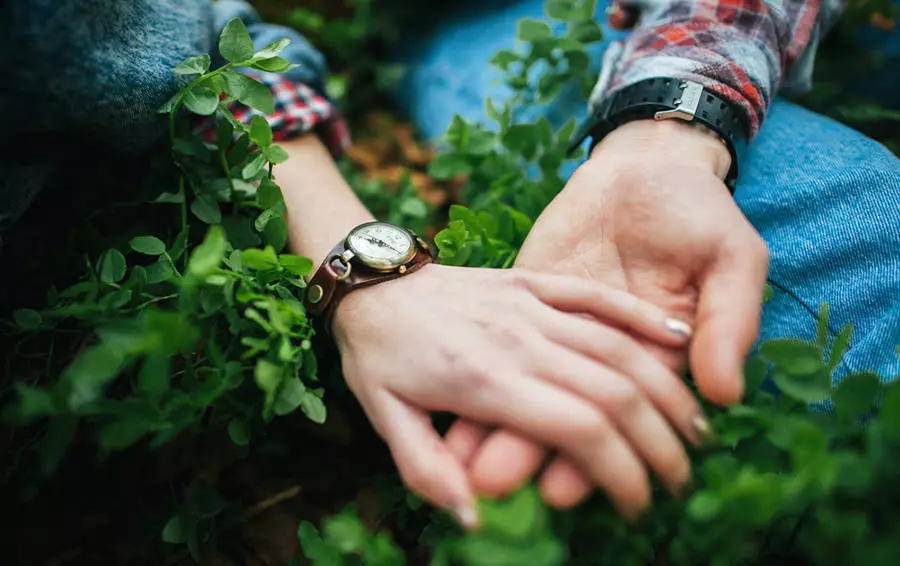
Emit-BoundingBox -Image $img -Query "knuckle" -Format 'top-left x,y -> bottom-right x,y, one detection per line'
504,268 -> 528,287
453,361 -> 495,396
603,379 -> 644,417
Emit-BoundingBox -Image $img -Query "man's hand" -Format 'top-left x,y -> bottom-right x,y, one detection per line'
445,119 -> 769,510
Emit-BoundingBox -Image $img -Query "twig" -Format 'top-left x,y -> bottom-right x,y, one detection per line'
245,485 -> 302,518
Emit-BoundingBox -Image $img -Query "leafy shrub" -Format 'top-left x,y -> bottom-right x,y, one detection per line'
2,1 -> 899,565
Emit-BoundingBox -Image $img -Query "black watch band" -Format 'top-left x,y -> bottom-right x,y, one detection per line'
569,78 -> 749,192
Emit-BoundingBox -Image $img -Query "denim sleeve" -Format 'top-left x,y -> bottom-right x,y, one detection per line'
211,0 -> 330,94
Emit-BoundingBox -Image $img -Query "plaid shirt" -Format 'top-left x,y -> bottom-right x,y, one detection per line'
603,0 -> 845,137
198,71 -> 351,157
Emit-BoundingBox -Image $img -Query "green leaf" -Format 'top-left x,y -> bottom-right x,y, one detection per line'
300,390 -> 327,424
228,418 -> 250,446
279,254 -> 314,276
490,49 -> 521,71
517,18 -> 552,42
254,38 -> 292,59
545,0 -> 575,20
815,303 -> 830,352
762,284 -> 774,303
274,378 -> 305,416
154,190 -> 185,204
173,53 -> 211,75
249,115 -> 273,149
323,512 -> 368,553
242,153 -> 268,179
98,249 -> 127,284
222,71 -> 275,114
188,225 -> 226,279
13,308 -> 42,330
744,356 -> 768,394
241,246 -> 280,271
263,216 -> 287,252
264,144 -> 289,164
479,486 -> 542,539
428,153 -> 471,180
833,371 -> 881,420
219,18 -> 255,63
255,359 -> 282,395
398,197 -> 428,218
144,310 -> 200,354
191,194 -> 222,224
257,178 -> 284,208
183,86 -> 219,116
162,515 -> 188,544
66,344 -> 127,409
772,367 -> 831,404
251,56 -> 295,73
129,236 -> 167,256
98,417 -> 154,451
879,382 -> 900,438
569,20 -> 604,43
147,259 -> 175,284
760,339 -> 823,376
299,521 -> 335,563
138,354 -> 170,398
687,491 -> 722,521
503,124 -> 539,160
828,322 -> 854,372
12,384 -> 55,422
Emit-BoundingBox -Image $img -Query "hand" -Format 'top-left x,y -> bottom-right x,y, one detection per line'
446,120 -> 769,510
331,263 -> 699,524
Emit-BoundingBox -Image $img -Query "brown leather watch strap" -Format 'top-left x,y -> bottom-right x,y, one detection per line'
303,233 -> 434,332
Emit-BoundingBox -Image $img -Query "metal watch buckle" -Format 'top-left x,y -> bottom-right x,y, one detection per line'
654,81 -> 703,122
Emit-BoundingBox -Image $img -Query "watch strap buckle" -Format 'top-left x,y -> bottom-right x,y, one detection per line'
653,81 -> 703,122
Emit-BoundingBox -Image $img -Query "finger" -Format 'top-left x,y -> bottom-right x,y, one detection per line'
467,430 -> 548,497
415,371 -> 651,518
530,346 -> 691,496
444,418 -> 490,466
370,391 -> 479,529
534,308 -> 708,446
539,456 -> 593,509
515,270 -> 694,347
691,240 -> 769,406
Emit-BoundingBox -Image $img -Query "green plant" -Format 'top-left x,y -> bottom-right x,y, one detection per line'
3,18 -> 326,493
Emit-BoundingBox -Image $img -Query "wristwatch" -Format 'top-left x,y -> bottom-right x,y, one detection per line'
570,77 -> 749,191
303,221 -> 435,331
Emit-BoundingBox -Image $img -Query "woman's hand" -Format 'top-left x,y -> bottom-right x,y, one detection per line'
331,263 -> 702,526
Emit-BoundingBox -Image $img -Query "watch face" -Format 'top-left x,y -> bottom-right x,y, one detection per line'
347,222 -> 416,270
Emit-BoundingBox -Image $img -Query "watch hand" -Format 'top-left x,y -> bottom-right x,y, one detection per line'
365,235 -> 403,254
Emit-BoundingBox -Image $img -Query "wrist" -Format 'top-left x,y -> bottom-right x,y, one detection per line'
589,119 -> 732,180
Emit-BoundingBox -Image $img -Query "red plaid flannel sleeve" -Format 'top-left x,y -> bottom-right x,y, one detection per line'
603,0 -> 845,137
198,71 -> 350,158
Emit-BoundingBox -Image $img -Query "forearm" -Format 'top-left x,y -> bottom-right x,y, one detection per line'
276,135 -> 374,267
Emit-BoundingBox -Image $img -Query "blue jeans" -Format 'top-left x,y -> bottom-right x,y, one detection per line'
394,0 -> 900,381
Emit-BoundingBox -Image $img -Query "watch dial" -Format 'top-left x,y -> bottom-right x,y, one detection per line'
347,223 -> 415,268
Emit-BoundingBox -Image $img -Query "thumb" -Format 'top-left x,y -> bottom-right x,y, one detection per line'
690,242 -> 769,406
371,390 -> 480,530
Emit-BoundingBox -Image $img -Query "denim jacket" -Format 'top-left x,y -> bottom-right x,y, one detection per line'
0,0 -> 328,241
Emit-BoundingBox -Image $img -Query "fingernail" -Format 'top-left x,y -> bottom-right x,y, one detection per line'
665,317 -> 693,340
452,503 -> 480,531
692,415 -> 717,446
